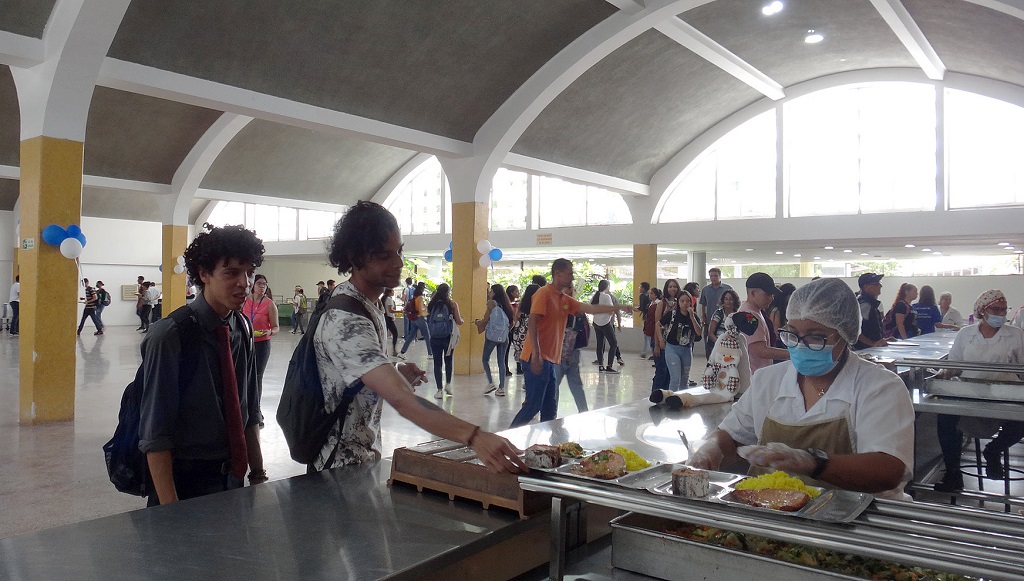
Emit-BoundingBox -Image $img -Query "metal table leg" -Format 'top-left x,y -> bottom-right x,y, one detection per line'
549,496 -> 567,580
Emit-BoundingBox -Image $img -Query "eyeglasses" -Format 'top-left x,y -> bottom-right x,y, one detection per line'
984,306 -> 1008,315
779,329 -> 837,351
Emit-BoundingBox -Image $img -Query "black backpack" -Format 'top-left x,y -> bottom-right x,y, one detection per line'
97,288 -> 111,307
102,306 -> 202,496
277,293 -> 383,466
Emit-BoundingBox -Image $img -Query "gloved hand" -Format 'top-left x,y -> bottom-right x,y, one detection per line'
737,442 -> 815,475
687,439 -> 724,470
736,442 -> 815,475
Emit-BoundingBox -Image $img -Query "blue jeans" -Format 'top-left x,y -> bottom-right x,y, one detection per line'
555,349 -> 588,412
510,359 -> 558,428
430,336 -> 453,388
664,342 -> 692,390
651,351 -> 670,393
482,339 -> 508,388
400,317 -> 430,353
641,335 -> 653,357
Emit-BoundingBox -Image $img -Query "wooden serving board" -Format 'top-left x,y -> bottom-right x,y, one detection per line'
388,445 -> 549,518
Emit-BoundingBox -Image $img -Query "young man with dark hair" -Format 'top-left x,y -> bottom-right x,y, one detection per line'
511,258 -> 632,428
698,267 -> 732,358
400,276 -> 414,339
312,201 -> 526,473
531,274 -> 547,287
139,224 -> 268,506
94,281 -> 110,328
77,278 -> 103,336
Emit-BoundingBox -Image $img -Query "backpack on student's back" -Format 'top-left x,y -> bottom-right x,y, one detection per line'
427,303 -> 453,338
98,288 -> 111,307
102,306 -> 202,497
485,306 -> 510,343
572,313 -> 590,349
298,295 -> 308,314
277,293 -> 382,465
403,297 -> 419,320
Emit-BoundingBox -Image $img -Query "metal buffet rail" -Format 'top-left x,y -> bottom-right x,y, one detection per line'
520,472 -> 1024,581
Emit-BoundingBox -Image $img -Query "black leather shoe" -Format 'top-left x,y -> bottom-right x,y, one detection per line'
934,473 -> 964,492
983,448 -> 1005,480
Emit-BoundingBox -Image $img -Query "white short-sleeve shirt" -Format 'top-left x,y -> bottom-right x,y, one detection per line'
948,324 -> 1024,382
719,354 -> 915,499
313,281 -> 391,470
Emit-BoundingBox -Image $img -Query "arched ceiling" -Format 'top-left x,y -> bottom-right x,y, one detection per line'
0,0 -> 1022,239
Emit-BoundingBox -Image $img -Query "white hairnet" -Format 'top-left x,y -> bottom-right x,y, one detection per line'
785,278 -> 860,345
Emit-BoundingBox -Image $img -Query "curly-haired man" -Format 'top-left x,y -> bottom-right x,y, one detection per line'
139,224 -> 268,505
309,201 -> 527,473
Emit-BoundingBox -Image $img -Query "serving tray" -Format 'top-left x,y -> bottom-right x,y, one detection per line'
645,466 -> 873,523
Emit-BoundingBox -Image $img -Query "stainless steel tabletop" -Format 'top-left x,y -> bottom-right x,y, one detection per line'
913,388 -> 1024,421
857,329 -> 957,364
0,461 -> 533,581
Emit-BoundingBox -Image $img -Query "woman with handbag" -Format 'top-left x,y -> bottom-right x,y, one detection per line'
658,289 -> 702,390
476,284 -> 514,397
243,274 -> 279,426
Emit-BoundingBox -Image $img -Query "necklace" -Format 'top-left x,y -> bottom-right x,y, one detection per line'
817,386 -> 828,397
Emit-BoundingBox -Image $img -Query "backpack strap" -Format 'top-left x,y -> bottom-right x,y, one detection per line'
167,306 -> 203,388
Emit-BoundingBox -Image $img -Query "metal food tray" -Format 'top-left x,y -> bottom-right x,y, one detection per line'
611,512 -> 863,581
551,460 -> 669,488
926,377 -> 1024,403
406,439 -> 467,455
645,466 -> 873,523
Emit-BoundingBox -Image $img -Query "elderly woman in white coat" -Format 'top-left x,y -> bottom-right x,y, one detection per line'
688,278 -> 915,499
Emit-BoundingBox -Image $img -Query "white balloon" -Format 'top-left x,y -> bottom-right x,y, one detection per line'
173,265 -> 185,274
478,255 -> 490,268
60,237 -> 83,259
476,239 -> 492,254
176,255 -> 186,266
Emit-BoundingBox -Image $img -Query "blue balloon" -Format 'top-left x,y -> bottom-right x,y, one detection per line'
41,224 -> 67,246
448,241 -> 453,250
158,265 -> 162,272
66,224 -> 82,238
488,248 -> 503,261
76,233 -> 87,247
443,249 -> 453,262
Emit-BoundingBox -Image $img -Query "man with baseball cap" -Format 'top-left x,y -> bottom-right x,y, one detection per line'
854,273 -> 888,350
738,272 -> 789,373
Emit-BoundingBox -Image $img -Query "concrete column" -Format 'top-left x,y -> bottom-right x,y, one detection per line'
799,261 -> 815,278
450,202 -> 489,375
161,225 -> 189,314
18,136 -> 83,423
633,244 -> 657,306
689,251 -> 707,286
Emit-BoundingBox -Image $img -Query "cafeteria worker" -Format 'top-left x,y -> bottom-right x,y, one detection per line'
689,277 -> 915,499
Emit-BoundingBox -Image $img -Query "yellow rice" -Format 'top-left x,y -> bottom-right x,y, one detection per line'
733,470 -> 821,498
612,446 -> 651,471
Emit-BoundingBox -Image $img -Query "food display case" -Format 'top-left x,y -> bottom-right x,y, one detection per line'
521,466 -> 1024,580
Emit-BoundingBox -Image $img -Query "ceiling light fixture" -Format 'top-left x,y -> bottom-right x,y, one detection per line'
860,253 -> 869,256
813,256 -> 821,260
921,248 -> 931,252
933,251 -> 942,255
762,1 -> 783,16
775,251 -> 783,255
905,244 -> 915,248
805,30 -> 824,44
746,248 -> 754,252
998,242 -> 1010,246
843,249 -> 852,253
794,254 -> 801,257
824,246 -> 834,250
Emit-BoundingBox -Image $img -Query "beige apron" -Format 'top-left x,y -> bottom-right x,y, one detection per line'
753,414 -> 854,489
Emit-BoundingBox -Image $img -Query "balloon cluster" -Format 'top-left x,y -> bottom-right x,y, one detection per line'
441,240 -> 504,268
476,239 -> 502,268
173,256 -> 185,275
42,224 -> 87,259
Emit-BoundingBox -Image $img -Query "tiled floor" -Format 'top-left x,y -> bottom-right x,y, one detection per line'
0,326 -> 681,539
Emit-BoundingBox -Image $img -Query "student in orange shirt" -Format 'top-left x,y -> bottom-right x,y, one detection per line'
510,258 -> 632,428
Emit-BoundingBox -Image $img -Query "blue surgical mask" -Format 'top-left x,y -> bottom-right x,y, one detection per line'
986,314 -> 1005,328
788,345 -> 839,377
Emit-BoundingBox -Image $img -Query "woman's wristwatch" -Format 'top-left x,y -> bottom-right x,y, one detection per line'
806,448 -> 829,478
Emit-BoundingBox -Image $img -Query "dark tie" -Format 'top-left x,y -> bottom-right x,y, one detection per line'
214,323 -> 249,482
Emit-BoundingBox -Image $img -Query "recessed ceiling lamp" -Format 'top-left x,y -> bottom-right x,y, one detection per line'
805,30 -> 824,44
762,1 -> 784,16
860,253 -> 869,256
905,244 -> 915,248
998,242 -> 1010,246
824,246 -> 834,250
922,248 -> 931,252
933,251 -> 942,255
746,248 -> 754,252
843,249 -> 852,253
1006,247 -> 1016,251
813,256 -> 821,260
712,258 -> 719,261
794,254 -> 801,257
775,251 -> 784,255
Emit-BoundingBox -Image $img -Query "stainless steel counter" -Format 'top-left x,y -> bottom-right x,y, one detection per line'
857,329 -> 957,362
0,461 -> 537,581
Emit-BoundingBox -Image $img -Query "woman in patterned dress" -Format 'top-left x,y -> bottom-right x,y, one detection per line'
510,284 -> 540,375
